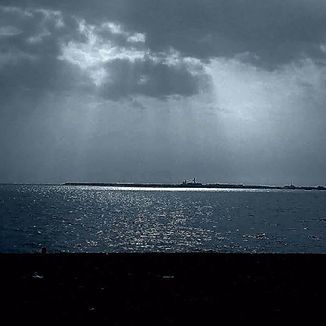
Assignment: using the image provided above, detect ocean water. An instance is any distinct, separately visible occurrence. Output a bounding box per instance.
[1,184,326,253]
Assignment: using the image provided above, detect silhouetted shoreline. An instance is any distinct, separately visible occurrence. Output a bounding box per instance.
[64,182,326,191]
[1,253,326,324]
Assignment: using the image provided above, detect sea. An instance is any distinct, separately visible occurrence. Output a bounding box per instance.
[1,184,326,253]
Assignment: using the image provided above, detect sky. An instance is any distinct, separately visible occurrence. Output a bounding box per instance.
[0,0,326,185]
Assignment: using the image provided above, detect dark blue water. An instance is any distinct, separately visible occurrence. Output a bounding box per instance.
[1,184,326,253]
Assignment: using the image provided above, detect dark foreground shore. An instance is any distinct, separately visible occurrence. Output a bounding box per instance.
[1,253,325,324]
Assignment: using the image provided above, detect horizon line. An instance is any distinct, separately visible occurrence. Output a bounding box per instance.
[1,181,325,189]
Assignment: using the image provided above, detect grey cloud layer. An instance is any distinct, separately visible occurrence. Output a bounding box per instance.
[0,4,210,100]
[1,0,326,184]
[4,0,326,66]
[2,0,326,101]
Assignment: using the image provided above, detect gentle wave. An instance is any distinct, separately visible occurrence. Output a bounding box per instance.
[1,184,326,253]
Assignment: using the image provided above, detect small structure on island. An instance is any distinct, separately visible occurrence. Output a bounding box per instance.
[284,180,296,190]
[181,178,202,186]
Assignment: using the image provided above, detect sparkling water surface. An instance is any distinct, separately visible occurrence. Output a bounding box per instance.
[1,184,326,253]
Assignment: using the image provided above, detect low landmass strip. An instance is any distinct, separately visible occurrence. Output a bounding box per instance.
[64,181,326,191]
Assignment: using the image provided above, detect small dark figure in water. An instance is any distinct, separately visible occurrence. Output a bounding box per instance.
[41,247,47,254]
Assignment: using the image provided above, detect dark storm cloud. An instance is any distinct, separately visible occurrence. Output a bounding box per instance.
[4,0,326,67]
[99,59,209,100]
[0,6,88,101]
[0,2,210,101]
[2,0,326,102]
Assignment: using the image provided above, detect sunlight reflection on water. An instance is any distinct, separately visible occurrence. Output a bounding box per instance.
[1,185,326,253]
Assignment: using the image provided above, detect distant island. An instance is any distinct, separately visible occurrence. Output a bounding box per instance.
[64,178,326,191]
